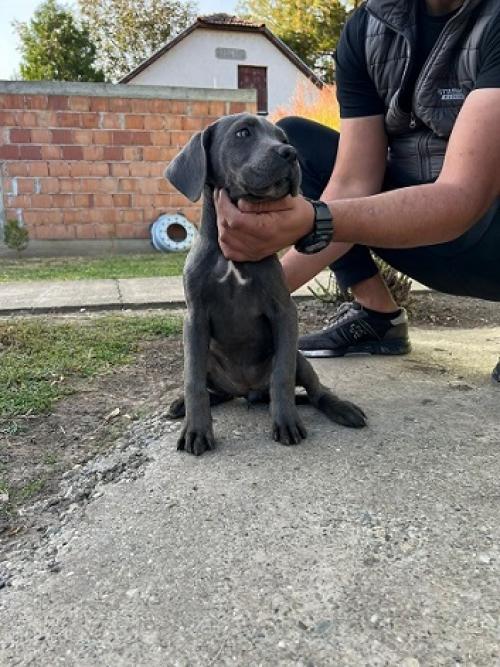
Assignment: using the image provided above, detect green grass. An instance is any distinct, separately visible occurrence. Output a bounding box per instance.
[0,253,187,283]
[0,314,182,422]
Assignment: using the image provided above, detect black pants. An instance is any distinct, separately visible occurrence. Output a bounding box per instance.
[278,116,500,302]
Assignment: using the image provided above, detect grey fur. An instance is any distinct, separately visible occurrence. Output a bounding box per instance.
[165,113,366,456]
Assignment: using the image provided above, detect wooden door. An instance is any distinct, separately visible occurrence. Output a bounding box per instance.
[238,65,268,114]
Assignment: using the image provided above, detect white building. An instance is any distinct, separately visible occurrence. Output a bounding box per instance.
[120,14,323,115]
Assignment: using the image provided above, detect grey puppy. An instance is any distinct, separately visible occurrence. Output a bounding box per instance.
[165,113,366,456]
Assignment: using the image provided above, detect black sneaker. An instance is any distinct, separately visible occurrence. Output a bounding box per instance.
[493,359,500,383]
[299,301,411,358]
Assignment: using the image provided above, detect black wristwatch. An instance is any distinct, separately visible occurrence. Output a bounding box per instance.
[294,200,333,255]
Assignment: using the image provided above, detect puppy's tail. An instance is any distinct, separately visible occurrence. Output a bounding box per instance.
[309,387,367,429]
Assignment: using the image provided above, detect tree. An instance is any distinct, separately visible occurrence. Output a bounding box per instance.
[14,0,104,82]
[79,0,196,83]
[239,0,349,82]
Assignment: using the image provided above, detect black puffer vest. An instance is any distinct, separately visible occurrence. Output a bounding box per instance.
[364,0,498,185]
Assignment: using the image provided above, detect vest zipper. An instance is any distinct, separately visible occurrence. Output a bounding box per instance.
[412,3,470,116]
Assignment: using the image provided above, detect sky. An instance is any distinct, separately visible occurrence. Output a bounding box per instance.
[0,0,238,80]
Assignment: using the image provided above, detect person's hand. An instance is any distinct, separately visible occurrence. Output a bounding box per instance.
[214,188,315,262]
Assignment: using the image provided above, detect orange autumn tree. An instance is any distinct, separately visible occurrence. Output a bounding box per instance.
[271,83,340,131]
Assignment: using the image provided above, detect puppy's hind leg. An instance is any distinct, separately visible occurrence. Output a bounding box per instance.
[296,352,367,428]
[167,390,234,419]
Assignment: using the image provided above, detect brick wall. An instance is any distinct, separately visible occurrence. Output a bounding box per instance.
[0,81,256,248]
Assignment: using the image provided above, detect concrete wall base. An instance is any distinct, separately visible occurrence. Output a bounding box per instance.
[0,239,157,258]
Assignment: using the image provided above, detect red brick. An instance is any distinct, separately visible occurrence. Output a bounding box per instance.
[79,112,99,128]
[30,194,53,208]
[24,95,48,110]
[112,194,131,207]
[125,115,145,130]
[171,131,195,148]
[30,129,51,143]
[181,116,204,132]
[73,130,93,144]
[208,101,225,116]
[190,101,210,116]
[20,145,42,160]
[41,145,63,160]
[0,94,24,109]
[229,102,248,114]
[103,146,124,161]
[60,178,81,193]
[0,145,20,159]
[62,146,84,160]
[48,96,69,110]
[164,116,183,131]
[151,100,173,114]
[74,194,93,207]
[111,163,129,177]
[34,110,57,127]
[130,99,151,113]
[123,147,142,161]
[5,163,28,177]
[152,131,172,146]
[9,128,30,143]
[17,178,35,194]
[82,146,104,160]
[36,223,75,239]
[144,116,164,131]
[69,96,91,111]
[57,112,81,127]
[94,194,113,207]
[70,162,92,177]
[94,223,117,239]
[129,162,152,177]
[51,194,74,207]
[121,209,144,223]
[112,130,152,146]
[90,97,109,112]
[62,209,83,224]
[170,101,189,114]
[0,110,16,124]
[76,224,96,239]
[170,193,191,207]
[51,129,74,144]
[27,162,49,177]
[149,162,166,177]
[49,162,71,177]
[5,195,30,208]
[108,98,133,113]
[93,130,112,145]
[100,113,124,129]
[40,177,60,193]
[118,178,139,192]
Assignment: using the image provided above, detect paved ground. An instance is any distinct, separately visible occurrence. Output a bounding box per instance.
[1,326,499,666]
[0,272,428,314]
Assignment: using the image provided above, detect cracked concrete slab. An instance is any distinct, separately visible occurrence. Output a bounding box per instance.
[0,327,498,666]
[0,279,120,312]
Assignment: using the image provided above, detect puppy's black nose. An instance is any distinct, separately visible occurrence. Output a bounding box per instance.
[277,144,297,164]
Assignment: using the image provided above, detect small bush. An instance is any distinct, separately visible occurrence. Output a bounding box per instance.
[271,83,340,131]
[309,255,413,309]
[3,219,29,257]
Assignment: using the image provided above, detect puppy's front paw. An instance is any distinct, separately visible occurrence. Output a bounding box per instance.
[177,421,215,456]
[272,411,307,446]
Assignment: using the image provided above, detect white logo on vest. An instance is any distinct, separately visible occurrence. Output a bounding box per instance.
[438,88,465,101]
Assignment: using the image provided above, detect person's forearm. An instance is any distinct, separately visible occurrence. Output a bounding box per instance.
[282,177,383,292]
[328,180,490,248]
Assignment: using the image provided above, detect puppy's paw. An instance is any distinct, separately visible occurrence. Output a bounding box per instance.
[272,411,307,446]
[177,422,215,456]
[167,395,185,419]
[318,392,367,428]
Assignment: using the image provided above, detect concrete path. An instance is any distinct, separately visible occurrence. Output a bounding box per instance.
[1,327,499,666]
[0,272,428,314]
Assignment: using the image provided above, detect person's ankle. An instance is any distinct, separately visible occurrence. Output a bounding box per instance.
[350,276,399,313]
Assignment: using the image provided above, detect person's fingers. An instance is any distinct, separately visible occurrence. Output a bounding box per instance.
[237,195,295,213]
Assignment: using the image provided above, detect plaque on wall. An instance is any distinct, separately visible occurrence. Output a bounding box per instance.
[215,47,247,61]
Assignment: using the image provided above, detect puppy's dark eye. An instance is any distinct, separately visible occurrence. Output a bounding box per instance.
[235,128,250,138]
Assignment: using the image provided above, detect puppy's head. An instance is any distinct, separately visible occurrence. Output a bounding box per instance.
[165,113,301,203]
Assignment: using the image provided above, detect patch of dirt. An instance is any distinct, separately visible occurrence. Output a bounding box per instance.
[297,291,500,333]
[0,332,184,543]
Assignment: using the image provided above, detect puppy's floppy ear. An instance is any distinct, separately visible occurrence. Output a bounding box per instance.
[165,126,212,202]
